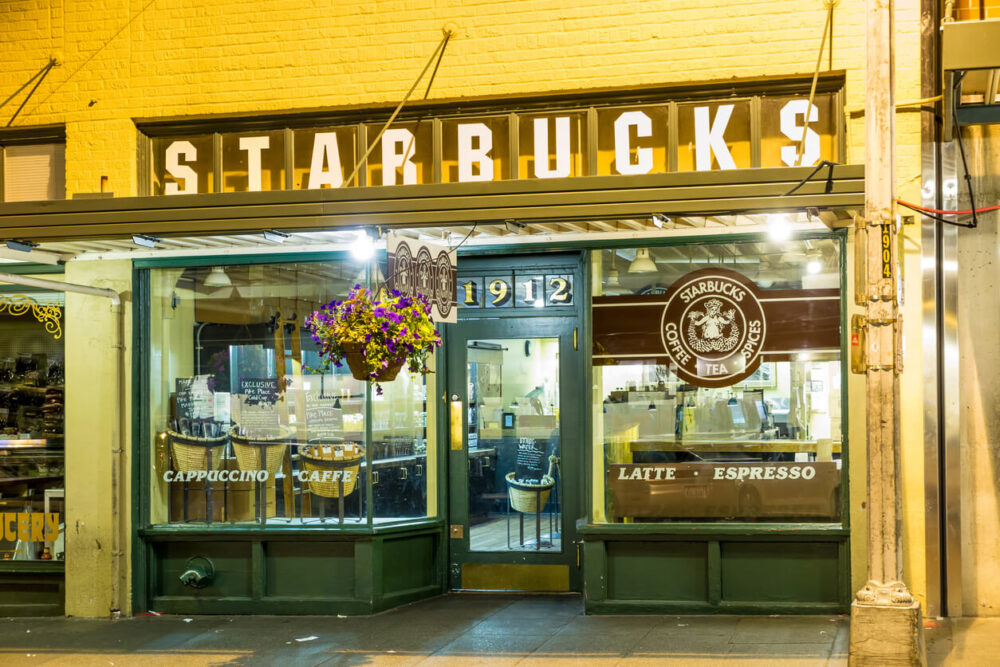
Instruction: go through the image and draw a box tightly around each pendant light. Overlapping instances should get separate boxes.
[628,248,657,274]
[204,266,232,287]
[604,268,626,295]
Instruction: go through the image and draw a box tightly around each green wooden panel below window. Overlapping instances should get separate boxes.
[720,541,839,603]
[0,571,63,616]
[153,541,252,599]
[382,534,437,595]
[606,541,707,602]
[264,541,354,599]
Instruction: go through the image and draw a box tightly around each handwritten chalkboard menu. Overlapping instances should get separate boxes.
[304,388,343,441]
[514,437,546,484]
[175,376,214,420]
[236,377,281,438]
[240,378,279,406]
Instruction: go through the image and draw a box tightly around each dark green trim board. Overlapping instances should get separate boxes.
[131,266,151,614]
[0,263,65,275]
[0,564,64,617]
[0,165,863,242]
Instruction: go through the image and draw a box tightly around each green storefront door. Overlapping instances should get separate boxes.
[446,315,582,592]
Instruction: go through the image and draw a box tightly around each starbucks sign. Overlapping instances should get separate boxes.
[660,268,766,387]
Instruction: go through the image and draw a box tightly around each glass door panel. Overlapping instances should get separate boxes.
[467,337,561,552]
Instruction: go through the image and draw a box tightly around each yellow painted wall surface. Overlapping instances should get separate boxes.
[1,0,930,615]
[63,259,132,617]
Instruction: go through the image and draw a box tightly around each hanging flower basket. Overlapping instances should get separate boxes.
[341,342,405,383]
[306,285,442,393]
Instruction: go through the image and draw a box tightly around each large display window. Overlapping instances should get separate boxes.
[591,237,844,523]
[0,290,65,561]
[147,260,436,527]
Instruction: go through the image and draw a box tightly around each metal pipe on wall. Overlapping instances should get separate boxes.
[0,272,126,619]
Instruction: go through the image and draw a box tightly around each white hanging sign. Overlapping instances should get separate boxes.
[385,233,457,324]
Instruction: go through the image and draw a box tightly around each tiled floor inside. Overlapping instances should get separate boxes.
[0,594,994,666]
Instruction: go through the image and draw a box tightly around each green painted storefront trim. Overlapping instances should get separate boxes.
[576,521,848,539]
[139,519,445,540]
[0,165,863,242]
[0,262,64,275]
[133,250,354,269]
[0,561,65,574]
[457,229,840,257]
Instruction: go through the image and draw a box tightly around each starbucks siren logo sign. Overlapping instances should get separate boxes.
[660,268,766,387]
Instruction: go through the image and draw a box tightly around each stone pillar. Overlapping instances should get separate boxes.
[848,0,924,663]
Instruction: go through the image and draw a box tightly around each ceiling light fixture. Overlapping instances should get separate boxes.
[263,230,290,243]
[628,248,658,274]
[651,213,669,229]
[806,251,823,275]
[132,234,161,249]
[604,268,627,296]
[204,266,232,288]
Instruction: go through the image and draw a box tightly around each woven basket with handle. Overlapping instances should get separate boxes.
[505,455,560,513]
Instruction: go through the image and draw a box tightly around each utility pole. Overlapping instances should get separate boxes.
[848,0,924,663]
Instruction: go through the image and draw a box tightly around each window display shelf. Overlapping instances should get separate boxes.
[0,439,64,450]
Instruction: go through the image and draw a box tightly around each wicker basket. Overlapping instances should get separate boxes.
[299,442,365,498]
[168,430,228,473]
[505,473,556,513]
[505,455,560,513]
[230,426,290,474]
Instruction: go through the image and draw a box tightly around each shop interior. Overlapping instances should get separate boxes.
[0,291,65,562]
[466,337,562,553]
[148,262,435,527]
[592,239,843,523]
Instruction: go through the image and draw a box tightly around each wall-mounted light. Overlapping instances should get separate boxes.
[5,239,38,253]
[766,214,793,243]
[263,230,289,243]
[351,230,375,261]
[651,213,670,229]
[132,234,161,249]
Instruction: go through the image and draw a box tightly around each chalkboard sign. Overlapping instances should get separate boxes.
[235,377,281,438]
[240,378,279,406]
[514,437,546,484]
[176,376,214,420]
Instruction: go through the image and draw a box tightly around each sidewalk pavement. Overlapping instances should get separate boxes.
[0,594,995,666]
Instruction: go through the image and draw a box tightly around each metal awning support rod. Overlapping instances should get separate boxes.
[0,272,126,620]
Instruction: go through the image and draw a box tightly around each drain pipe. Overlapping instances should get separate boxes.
[0,272,125,619]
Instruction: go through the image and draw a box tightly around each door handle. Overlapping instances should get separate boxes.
[450,394,463,451]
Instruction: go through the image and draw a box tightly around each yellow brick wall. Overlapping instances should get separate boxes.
[1,0,929,616]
